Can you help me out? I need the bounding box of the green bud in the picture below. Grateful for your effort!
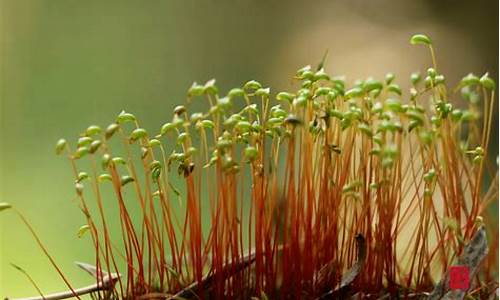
[174,105,186,115]
[89,140,102,154]
[130,128,148,142]
[235,121,252,133]
[77,225,90,238]
[427,68,437,78]
[0,202,12,212]
[314,68,330,81]
[188,82,205,97]
[460,73,480,86]
[105,123,120,140]
[384,98,403,113]
[385,73,395,85]
[98,174,112,182]
[176,132,189,144]
[200,120,215,129]
[387,84,402,96]
[228,88,245,99]
[203,79,218,95]
[112,157,127,165]
[480,73,496,90]
[77,172,89,183]
[255,87,270,98]
[55,139,67,155]
[120,175,135,186]
[74,147,89,159]
[410,34,432,46]
[345,87,363,99]
[101,154,111,169]
[423,168,436,183]
[411,72,421,85]
[160,123,175,135]
[244,146,258,161]
[276,92,295,103]
[363,78,383,93]
[451,109,463,122]
[77,137,93,147]
[244,80,262,91]
[117,111,136,123]
[86,125,102,136]
[148,139,161,147]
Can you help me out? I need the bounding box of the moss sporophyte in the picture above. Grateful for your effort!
[4,34,498,299]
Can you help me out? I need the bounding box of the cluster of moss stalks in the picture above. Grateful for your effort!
[3,34,497,299]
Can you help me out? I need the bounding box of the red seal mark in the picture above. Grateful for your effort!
[449,265,469,291]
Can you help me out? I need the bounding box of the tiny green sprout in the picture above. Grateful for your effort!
[372,102,383,114]
[384,98,403,113]
[217,97,232,110]
[203,79,218,95]
[176,132,189,144]
[255,87,270,98]
[363,78,383,93]
[0,202,12,212]
[130,128,148,142]
[242,104,259,115]
[149,160,161,171]
[480,72,496,90]
[411,72,421,85]
[74,147,89,159]
[434,74,445,85]
[117,111,137,123]
[276,92,295,103]
[105,123,120,140]
[293,95,307,107]
[188,82,204,97]
[387,84,402,96]
[98,174,112,182]
[451,109,463,122]
[77,136,93,147]
[244,146,258,161]
[301,80,312,89]
[235,121,252,133]
[427,68,437,79]
[313,68,330,81]
[228,88,245,99]
[148,139,161,147]
[86,125,102,136]
[385,73,395,85]
[200,120,215,129]
[77,225,90,238]
[55,138,67,155]
[174,105,186,115]
[77,172,89,182]
[89,140,102,154]
[244,80,262,92]
[410,34,432,46]
[190,112,204,123]
[423,168,436,183]
[345,87,363,99]
[160,122,175,135]
[120,175,135,186]
[460,73,480,87]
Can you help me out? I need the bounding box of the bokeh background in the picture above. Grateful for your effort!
[1,0,498,297]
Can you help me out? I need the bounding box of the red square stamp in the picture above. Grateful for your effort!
[449,265,470,291]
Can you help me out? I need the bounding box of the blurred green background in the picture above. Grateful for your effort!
[1,0,498,297]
